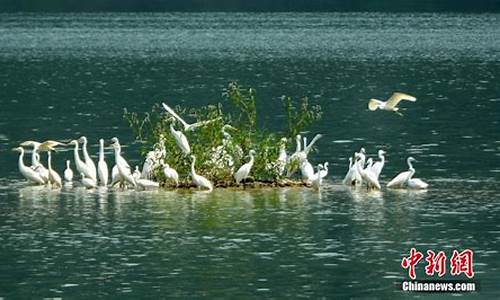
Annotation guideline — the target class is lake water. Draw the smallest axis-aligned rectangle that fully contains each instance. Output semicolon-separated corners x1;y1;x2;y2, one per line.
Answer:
0;13;499;298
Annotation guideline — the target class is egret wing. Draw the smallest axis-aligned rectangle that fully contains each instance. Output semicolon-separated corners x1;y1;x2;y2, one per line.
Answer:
387;171;411;188
162;102;189;128
386;92;416;109
188;117;222;131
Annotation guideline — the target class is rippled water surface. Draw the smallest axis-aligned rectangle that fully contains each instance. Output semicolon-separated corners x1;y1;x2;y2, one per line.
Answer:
0;13;499;298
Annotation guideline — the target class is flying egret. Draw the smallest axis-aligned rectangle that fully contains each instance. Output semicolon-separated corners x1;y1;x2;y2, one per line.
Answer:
47;151;62;188
370;150;386;180
300;157;315;183
162;102;221;131
169;121;191;155
64;160;73;182
368;92;416;115
234;150;256;185
343;157;362;186
111;137;136;188
303;134;323;156
69;140;95;180
356;157;380;190
39;140;66;151
79;136;97;180
12;147;45;185
190;155;213;192
97;139;109;186
163;163;179;186
311;164;324;191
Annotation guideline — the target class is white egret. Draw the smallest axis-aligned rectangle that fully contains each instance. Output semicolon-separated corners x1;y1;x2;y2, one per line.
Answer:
141;151;156;180
163;163;179;186
234;150;256;185
276;137;288;176
111;137;136;188
368;92;416;115
12;147;45;185
47;151;62;188
110;165;124;188
190;155;213;192
356;157;381;190
355;147;366;167
20;140;49;183
311;164;324;191
387;157;428;189
169;121;191;155
387;157;415;188
69;140;95;180
162;102;221;131
287;134;304;177
300;157;315;183
79;136;97;180
64;160;73;182
81;176;97;189
371;150;386;180
364;158;374;174
133;166;141;181
136;178;160;190
97;139;109;186
342;157;362;186
319;162;329;178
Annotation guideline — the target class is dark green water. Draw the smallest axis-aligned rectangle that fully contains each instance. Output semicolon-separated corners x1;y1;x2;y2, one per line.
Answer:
0;13;499;298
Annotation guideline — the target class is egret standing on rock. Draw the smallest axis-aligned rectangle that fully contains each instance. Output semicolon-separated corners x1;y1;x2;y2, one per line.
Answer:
235;150;256;185
190;155;213;192
368;92;416;115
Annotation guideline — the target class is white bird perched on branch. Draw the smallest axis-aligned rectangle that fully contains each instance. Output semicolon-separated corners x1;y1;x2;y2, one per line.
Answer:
234;149;256;185
169;120;191;155
97;138;109;186
162;102;221;132
13;147;45;185
368;92;416;116
190;155;213;192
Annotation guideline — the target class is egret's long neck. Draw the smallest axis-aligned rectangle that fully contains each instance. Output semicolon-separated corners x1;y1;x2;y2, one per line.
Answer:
249;153;254;167
31;146;39;166
407;159;414;171
191;157;196;176
82;139;90;159
295;136;301;153
380;153;385;164
48;151;52;171
349;157;353;169
73;143;82;164
18;149;25;169
66;160;70;169
99;141;104;161
114;144;121;164
305;134;321;154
